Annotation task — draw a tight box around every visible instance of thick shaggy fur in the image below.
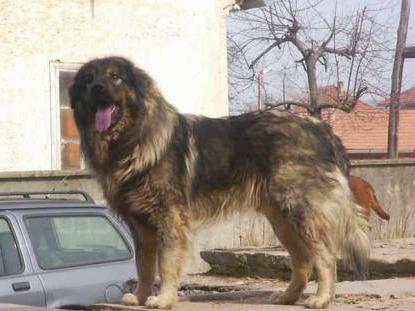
[69,57,369,309]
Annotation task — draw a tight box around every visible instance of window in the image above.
[26,215,131,270]
[50,61,83,170]
[0,218,24,276]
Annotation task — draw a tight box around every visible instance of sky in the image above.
[226,0,415,110]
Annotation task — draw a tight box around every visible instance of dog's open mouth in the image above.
[95,104,120,133]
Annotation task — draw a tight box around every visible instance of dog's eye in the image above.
[111,73,122,85]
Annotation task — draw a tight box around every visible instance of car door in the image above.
[22,210,136,309]
[0,212,46,306]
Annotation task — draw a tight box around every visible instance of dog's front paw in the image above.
[121,293,139,306]
[136,288,153,305]
[304,294,331,309]
[145,295,176,309]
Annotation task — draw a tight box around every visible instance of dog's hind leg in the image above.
[145,207,190,309]
[265,211,313,305]
[285,204,337,309]
[266,206,337,309]
[304,251,336,309]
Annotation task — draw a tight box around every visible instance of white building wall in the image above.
[0,0,230,171]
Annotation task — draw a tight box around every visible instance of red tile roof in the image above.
[301,82,346,106]
[291,84,415,153]
[324,102,415,153]
[379,86,415,107]
[397,110,415,151]
[243,82,415,155]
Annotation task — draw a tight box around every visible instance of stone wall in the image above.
[1,159,413,239]
[351,159,415,240]
[1,159,413,271]
[0,170,103,204]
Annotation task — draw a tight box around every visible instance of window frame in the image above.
[0,216,25,277]
[24,212,133,271]
[49,61,83,170]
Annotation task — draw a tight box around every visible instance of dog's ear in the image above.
[128,65,153,105]
[118,58,160,111]
[68,79,88,128]
[68,81,78,110]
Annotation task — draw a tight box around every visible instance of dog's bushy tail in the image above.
[334,174,370,279]
[341,209,370,279]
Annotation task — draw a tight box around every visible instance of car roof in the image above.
[0,191,105,210]
[0,200,104,210]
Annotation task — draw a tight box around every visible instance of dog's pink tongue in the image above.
[95,106,113,132]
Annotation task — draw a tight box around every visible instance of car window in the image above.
[0,217,24,276]
[25,215,131,270]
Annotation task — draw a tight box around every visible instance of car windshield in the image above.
[25,215,131,270]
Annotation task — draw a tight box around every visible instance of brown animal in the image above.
[349,176,390,221]
[69,57,369,309]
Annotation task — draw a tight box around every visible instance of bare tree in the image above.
[227,0,392,117]
[387,0,411,158]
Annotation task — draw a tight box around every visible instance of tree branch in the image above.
[318,85,369,112]
[317,55,328,71]
[323,47,353,58]
[265,101,314,114]
[249,41,282,69]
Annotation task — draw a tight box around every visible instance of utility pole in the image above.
[282,70,288,110]
[257,68,272,110]
[257,71,263,110]
[387,0,410,158]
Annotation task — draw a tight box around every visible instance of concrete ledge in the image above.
[0,169,104,203]
[351,158,415,167]
[201,239,415,281]
[0,169,93,179]
[0,157,413,179]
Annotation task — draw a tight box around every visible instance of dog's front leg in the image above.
[121,221,157,306]
[146,208,189,309]
[135,223,157,304]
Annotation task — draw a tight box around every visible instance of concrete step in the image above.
[200,238,415,280]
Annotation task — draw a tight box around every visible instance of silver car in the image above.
[0,191,136,309]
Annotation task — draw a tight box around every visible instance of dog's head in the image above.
[69,57,154,136]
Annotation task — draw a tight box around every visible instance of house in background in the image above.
[238,82,415,159]
[378,85,415,110]
[303,83,415,158]
[324,101,415,159]
[0,0,263,172]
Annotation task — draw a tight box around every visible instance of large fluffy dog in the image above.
[69,57,369,309]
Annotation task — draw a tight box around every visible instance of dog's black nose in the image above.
[91,83,104,95]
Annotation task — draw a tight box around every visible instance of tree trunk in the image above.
[388,0,410,158]
[306,58,321,118]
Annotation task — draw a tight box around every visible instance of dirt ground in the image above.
[95,239,415,310]
[180,275,415,310]
[95,274,415,310]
